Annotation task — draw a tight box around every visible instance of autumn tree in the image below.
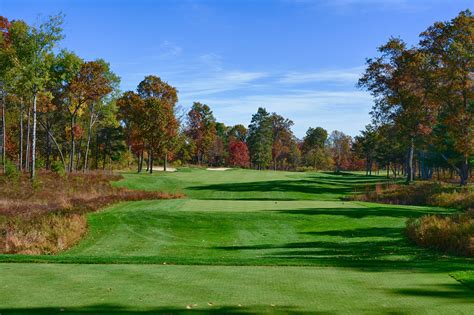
[360,10,473,184]
[186,102,216,165]
[66,61,112,171]
[228,140,250,167]
[420,10,473,185]
[227,124,247,142]
[329,130,352,173]
[270,113,296,170]
[118,76,178,173]
[15,15,64,178]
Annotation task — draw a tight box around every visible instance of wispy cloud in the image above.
[149,40,183,60]
[119,51,371,136]
[198,53,224,71]
[279,67,363,84]
[177,70,268,97]
[187,90,372,136]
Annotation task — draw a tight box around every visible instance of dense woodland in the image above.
[0,10,472,185]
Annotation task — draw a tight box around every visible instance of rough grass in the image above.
[407,213,474,257]
[349,181,474,210]
[0,213,87,254]
[0,171,182,217]
[0,171,183,254]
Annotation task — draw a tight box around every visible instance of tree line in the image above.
[0,11,472,185]
[356,10,473,185]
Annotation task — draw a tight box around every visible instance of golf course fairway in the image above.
[1,169,472,313]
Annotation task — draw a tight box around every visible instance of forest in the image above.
[0,10,473,186]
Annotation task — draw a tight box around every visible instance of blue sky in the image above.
[1,0,472,137]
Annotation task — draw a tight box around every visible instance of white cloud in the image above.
[118,52,372,136]
[279,67,363,84]
[176,70,268,97]
[151,40,182,60]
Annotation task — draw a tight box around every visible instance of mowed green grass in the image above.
[0,168,473,313]
[1,264,472,314]
[114,168,385,200]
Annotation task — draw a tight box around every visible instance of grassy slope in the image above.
[0,169,472,313]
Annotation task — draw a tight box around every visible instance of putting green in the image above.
[0,169,472,313]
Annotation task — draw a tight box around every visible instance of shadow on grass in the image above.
[301,227,403,238]
[273,206,454,219]
[0,304,322,314]
[390,283,474,300]
[213,225,474,273]
[187,172,392,200]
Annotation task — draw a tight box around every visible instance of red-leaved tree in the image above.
[228,140,250,168]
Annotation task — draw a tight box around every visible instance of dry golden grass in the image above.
[0,171,183,254]
[406,213,474,256]
[350,181,474,210]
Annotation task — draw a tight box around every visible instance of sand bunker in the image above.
[152,166,177,172]
[206,167,232,171]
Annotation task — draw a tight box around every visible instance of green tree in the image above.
[247,107,272,169]
[302,127,328,153]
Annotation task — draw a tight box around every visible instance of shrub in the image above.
[430,191,474,210]
[4,159,20,181]
[350,181,474,210]
[406,214,474,256]
[51,160,66,177]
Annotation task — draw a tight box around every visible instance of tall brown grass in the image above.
[0,213,87,254]
[349,181,474,210]
[406,213,474,256]
[0,171,183,254]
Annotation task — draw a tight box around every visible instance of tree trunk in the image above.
[19,104,23,171]
[138,150,143,173]
[83,104,95,172]
[31,92,37,179]
[76,138,82,171]
[164,152,167,172]
[45,122,52,170]
[1,93,5,174]
[69,115,75,172]
[460,157,469,186]
[406,138,414,183]
[149,150,153,174]
[95,132,99,170]
[102,132,109,170]
[40,121,66,170]
[26,107,31,172]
